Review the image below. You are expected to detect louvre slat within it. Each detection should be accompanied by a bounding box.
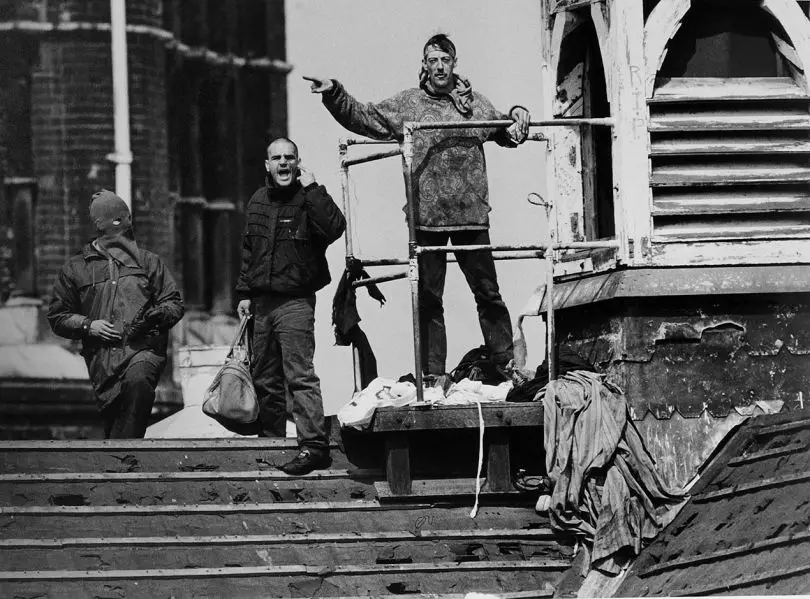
[650,77,807,103]
[649,115,810,132]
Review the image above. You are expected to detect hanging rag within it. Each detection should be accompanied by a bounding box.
[331,257,386,388]
[543,370,684,574]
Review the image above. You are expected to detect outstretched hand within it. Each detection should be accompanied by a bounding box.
[303,75,334,94]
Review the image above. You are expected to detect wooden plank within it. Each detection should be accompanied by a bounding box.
[772,34,804,72]
[370,404,543,432]
[644,0,692,97]
[0,505,550,539]
[0,559,572,581]
[667,562,810,596]
[1,478,377,507]
[650,77,807,102]
[639,530,810,578]
[0,500,389,515]
[384,434,411,495]
[0,536,568,574]
[728,443,808,466]
[0,470,351,483]
[649,114,810,132]
[0,438,314,450]
[534,265,810,311]
[0,571,562,599]
[485,429,513,492]
[649,238,810,266]
[650,138,810,156]
[762,0,810,95]
[755,417,810,437]
[552,0,599,14]
[374,478,523,499]
[693,470,810,503]
[652,190,810,216]
[651,225,810,242]
[650,164,810,187]
[0,528,557,548]
[611,0,651,264]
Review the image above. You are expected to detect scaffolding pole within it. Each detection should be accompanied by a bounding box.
[339,116,617,402]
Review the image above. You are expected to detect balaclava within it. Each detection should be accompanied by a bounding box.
[89,189,140,267]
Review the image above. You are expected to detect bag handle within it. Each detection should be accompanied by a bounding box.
[227,315,252,362]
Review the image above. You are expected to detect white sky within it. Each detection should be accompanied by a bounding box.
[286,0,550,414]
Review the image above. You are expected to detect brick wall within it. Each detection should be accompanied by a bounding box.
[0,0,287,304]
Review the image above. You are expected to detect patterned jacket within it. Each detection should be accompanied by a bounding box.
[322,81,518,231]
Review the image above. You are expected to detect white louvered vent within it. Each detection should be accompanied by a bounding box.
[648,77,810,242]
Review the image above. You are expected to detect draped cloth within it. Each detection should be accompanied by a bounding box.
[543,370,684,574]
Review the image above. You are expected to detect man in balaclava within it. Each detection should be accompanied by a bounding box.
[48,190,184,438]
[304,33,530,384]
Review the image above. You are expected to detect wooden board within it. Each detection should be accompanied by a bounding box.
[650,138,810,156]
[649,114,810,132]
[652,189,810,216]
[370,404,543,432]
[650,77,807,103]
[650,164,810,187]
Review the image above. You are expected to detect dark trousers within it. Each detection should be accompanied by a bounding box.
[251,294,330,454]
[416,229,513,375]
[101,357,164,439]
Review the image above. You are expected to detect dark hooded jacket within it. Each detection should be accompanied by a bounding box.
[48,242,184,409]
[236,179,346,300]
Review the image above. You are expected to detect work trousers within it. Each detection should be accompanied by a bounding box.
[250,294,329,454]
[416,229,513,375]
[101,356,165,439]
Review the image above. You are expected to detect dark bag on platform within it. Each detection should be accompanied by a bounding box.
[450,345,508,386]
[202,316,258,427]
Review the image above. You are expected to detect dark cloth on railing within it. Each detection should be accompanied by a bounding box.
[331,258,385,388]
[543,370,683,574]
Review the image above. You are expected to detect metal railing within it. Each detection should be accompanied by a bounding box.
[339,118,618,402]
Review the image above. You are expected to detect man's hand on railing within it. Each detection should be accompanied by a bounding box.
[507,106,531,144]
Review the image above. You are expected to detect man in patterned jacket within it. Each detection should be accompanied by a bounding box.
[305,33,530,381]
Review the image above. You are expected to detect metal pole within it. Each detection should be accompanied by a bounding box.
[402,124,424,402]
[338,141,362,392]
[417,241,620,254]
[408,117,616,131]
[345,138,399,146]
[544,201,557,381]
[109,0,132,209]
[339,142,354,260]
[342,147,402,168]
[351,271,408,288]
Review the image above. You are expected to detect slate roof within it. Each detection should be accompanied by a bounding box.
[616,407,810,597]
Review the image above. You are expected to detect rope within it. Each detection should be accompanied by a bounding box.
[469,399,484,518]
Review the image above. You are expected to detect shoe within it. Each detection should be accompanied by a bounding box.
[279,448,332,475]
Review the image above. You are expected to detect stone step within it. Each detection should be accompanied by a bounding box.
[0,439,340,473]
[1,470,378,506]
[0,560,568,599]
[0,502,548,538]
[0,528,564,571]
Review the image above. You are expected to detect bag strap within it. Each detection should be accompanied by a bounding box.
[227,315,251,361]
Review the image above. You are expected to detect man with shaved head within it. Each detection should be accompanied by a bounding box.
[305,33,530,383]
[236,138,346,475]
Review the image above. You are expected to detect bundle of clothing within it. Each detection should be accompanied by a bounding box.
[542,369,683,574]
